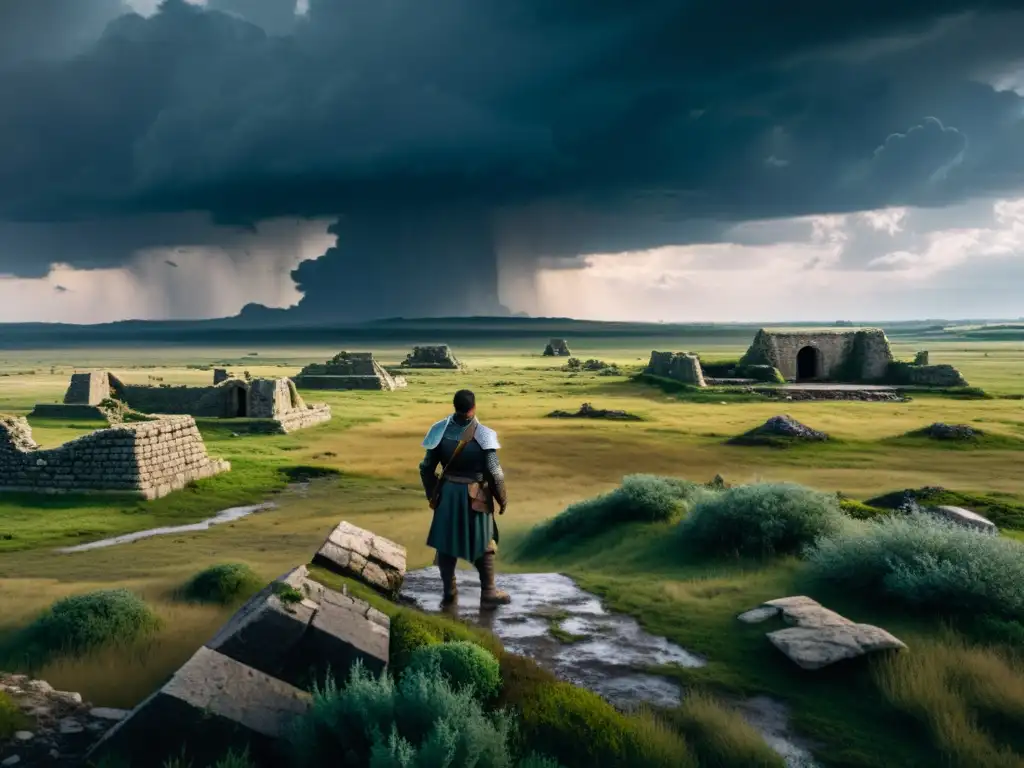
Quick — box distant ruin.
[293,352,407,391]
[0,415,229,499]
[46,371,331,433]
[543,338,572,357]
[400,345,463,369]
[741,328,893,382]
[644,351,707,387]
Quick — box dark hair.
[453,389,475,414]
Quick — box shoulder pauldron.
[474,423,500,450]
[422,416,451,449]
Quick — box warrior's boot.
[475,550,511,608]
[437,554,459,605]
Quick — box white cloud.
[534,196,1024,322]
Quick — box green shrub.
[389,610,502,676]
[522,475,700,552]
[178,563,264,605]
[407,641,502,701]
[664,691,784,767]
[498,655,693,768]
[287,662,516,767]
[838,496,891,520]
[515,755,564,768]
[8,588,159,667]
[0,689,28,740]
[735,364,785,384]
[679,482,844,558]
[805,512,1024,623]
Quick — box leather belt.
[446,475,483,484]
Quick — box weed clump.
[287,662,521,767]
[407,641,502,701]
[679,482,843,558]
[806,512,1024,624]
[7,588,159,667]
[522,475,700,553]
[178,563,263,605]
[663,691,784,767]
[0,689,28,740]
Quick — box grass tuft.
[663,691,785,767]
[177,563,264,606]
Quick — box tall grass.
[520,474,701,554]
[678,482,844,558]
[663,691,785,768]
[874,635,1024,767]
[805,513,1024,623]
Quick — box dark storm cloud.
[0,0,127,68]
[0,0,1023,319]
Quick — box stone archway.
[796,346,820,381]
[234,386,248,417]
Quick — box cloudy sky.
[0,0,1022,323]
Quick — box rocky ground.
[0,672,128,767]
[729,415,829,446]
[546,402,642,420]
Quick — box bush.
[8,588,160,666]
[498,655,693,768]
[287,662,517,767]
[178,563,264,605]
[663,692,784,767]
[838,496,890,521]
[735,364,785,384]
[407,641,502,701]
[523,475,700,551]
[806,512,1024,623]
[679,482,844,558]
[389,610,502,676]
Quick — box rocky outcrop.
[728,415,828,446]
[400,345,463,369]
[313,521,407,598]
[543,338,571,357]
[915,423,980,441]
[738,596,906,670]
[0,416,229,500]
[926,505,997,534]
[546,403,642,421]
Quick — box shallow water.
[55,502,277,553]
[401,567,819,767]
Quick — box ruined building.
[644,351,707,387]
[293,352,407,391]
[740,329,893,382]
[0,415,229,500]
[53,371,331,433]
[401,345,463,369]
[543,338,572,357]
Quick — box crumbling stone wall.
[914,351,930,365]
[0,416,229,499]
[294,352,406,390]
[887,362,969,387]
[645,351,706,387]
[400,345,463,369]
[543,338,571,357]
[117,381,245,416]
[740,328,893,381]
[213,368,230,385]
[63,372,111,405]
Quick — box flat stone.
[2,756,22,767]
[58,719,83,735]
[926,505,997,534]
[89,707,130,721]
[312,521,406,596]
[14,730,34,741]
[743,596,907,670]
[86,647,310,768]
[24,680,53,694]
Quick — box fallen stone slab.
[737,595,906,670]
[925,505,997,534]
[86,646,310,767]
[206,564,390,689]
[313,521,407,597]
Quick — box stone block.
[313,521,407,596]
[87,646,310,767]
[926,505,997,534]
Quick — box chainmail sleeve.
[419,449,440,499]
[484,450,507,510]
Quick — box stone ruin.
[87,521,406,767]
[914,351,930,365]
[728,415,829,446]
[542,338,572,357]
[546,402,642,421]
[0,415,229,500]
[400,344,463,369]
[293,352,407,391]
[213,368,231,385]
[644,351,706,387]
[43,371,331,434]
[740,328,893,382]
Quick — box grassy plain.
[1,329,1024,766]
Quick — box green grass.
[0,689,29,740]
[2,335,1024,767]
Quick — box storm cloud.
[0,0,1023,321]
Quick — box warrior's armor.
[419,414,510,606]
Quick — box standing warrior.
[419,389,510,608]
